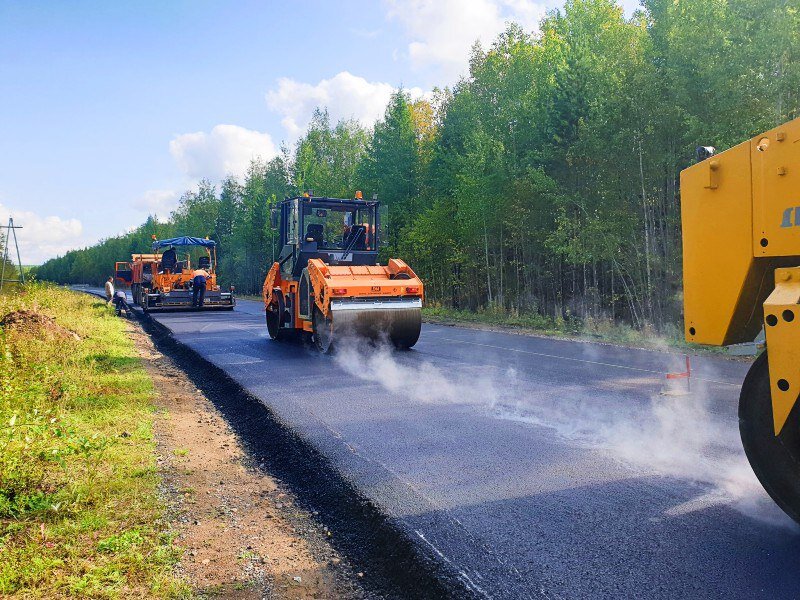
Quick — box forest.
[34,0,800,334]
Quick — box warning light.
[355,190,363,199]
[332,288,348,295]
[151,234,157,240]
[405,287,420,294]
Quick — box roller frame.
[762,267,800,434]
[263,194,424,350]
[681,116,800,521]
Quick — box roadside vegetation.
[34,0,799,340]
[0,283,187,597]
[422,304,707,351]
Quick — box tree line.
[35,0,800,333]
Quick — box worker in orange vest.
[192,267,210,308]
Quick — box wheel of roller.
[388,272,420,349]
[739,350,800,524]
[313,306,334,353]
[389,311,421,350]
[266,290,287,341]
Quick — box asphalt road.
[94,291,800,598]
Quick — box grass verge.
[0,283,188,598]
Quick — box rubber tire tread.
[313,306,334,354]
[266,290,287,341]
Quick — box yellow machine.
[682,116,800,522]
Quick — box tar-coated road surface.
[101,292,800,598]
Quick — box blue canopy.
[152,236,216,251]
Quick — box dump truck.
[116,236,235,311]
[262,192,423,352]
[115,254,159,305]
[682,116,800,522]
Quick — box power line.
[0,218,25,291]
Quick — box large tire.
[313,306,334,353]
[739,351,800,524]
[266,290,287,341]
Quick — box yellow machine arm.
[682,117,800,435]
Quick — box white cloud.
[169,124,278,181]
[386,0,547,82]
[0,204,84,265]
[132,189,180,218]
[266,71,427,140]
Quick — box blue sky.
[0,0,639,263]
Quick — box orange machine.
[116,236,234,311]
[116,254,159,304]
[262,193,423,352]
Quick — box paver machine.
[118,236,235,311]
[682,115,800,522]
[262,192,424,352]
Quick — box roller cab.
[263,193,423,352]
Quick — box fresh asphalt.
[87,290,800,598]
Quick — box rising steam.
[333,335,793,528]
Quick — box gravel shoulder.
[128,323,367,598]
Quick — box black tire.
[266,290,287,340]
[131,283,140,305]
[739,350,800,524]
[313,306,334,353]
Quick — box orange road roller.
[262,192,423,352]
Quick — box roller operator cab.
[262,193,424,352]
[681,116,800,523]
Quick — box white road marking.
[206,352,264,365]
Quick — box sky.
[0,0,640,264]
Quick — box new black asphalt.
[97,291,800,598]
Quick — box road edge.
[136,309,477,599]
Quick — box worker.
[112,290,131,317]
[192,266,210,308]
[105,276,114,304]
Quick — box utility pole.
[0,217,25,292]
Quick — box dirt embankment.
[0,309,81,340]
[128,323,367,598]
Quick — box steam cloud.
[333,336,793,528]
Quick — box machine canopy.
[152,236,216,251]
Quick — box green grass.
[0,282,190,598]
